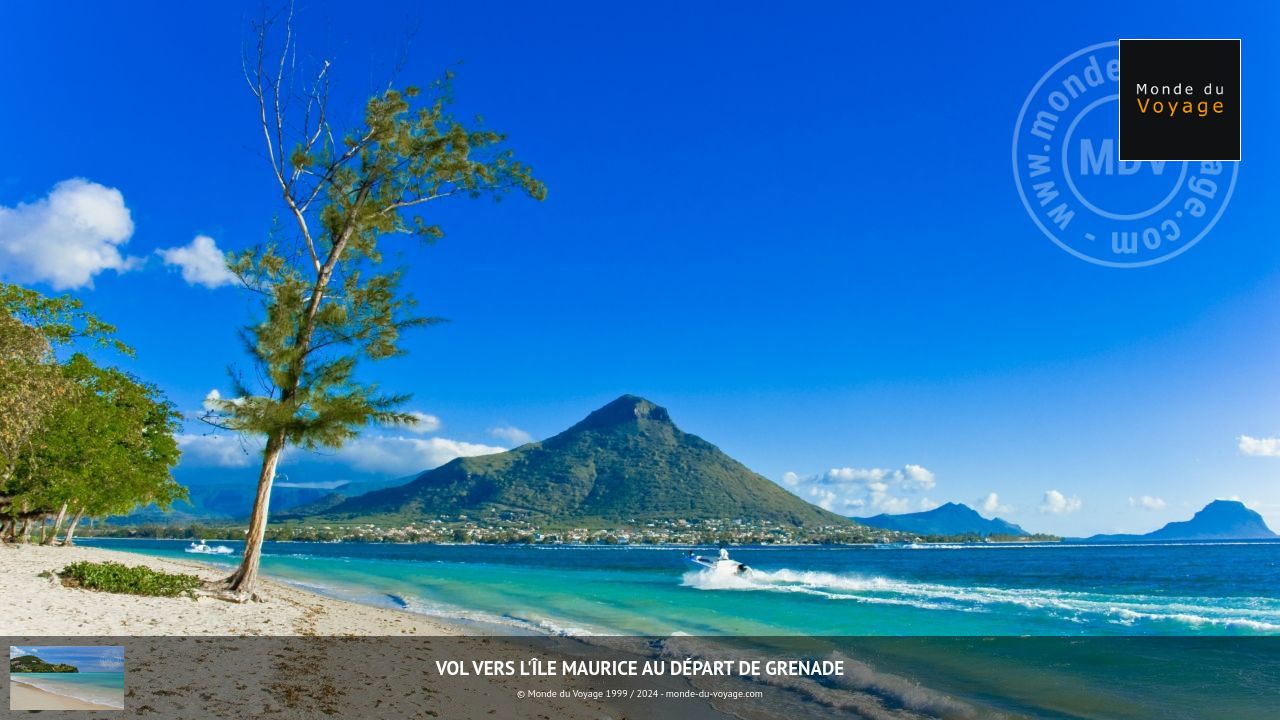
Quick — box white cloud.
[275,480,346,490]
[978,492,1011,515]
[323,435,506,475]
[202,389,224,412]
[201,389,246,413]
[10,646,34,659]
[177,429,505,477]
[1128,495,1167,511]
[1040,490,1082,514]
[157,235,235,288]
[488,425,534,445]
[782,464,938,515]
[901,464,936,490]
[176,433,263,468]
[403,411,442,434]
[1239,435,1280,457]
[0,178,138,289]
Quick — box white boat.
[185,540,234,555]
[684,548,752,576]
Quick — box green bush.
[58,561,201,598]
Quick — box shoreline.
[0,543,468,636]
[78,534,1070,547]
[83,534,1280,548]
[0,543,723,718]
[9,678,121,711]
[7,541,1272,718]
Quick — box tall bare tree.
[204,8,544,597]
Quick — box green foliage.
[0,282,132,355]
[0,312,68,476]
[316,395,851,528]
[9,355,185,520]
[11,655,78,673]
[58,561,200,598]
[209,16,545,589]
[209,75,544,454]
[0,284,183,535]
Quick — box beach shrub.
[58,561,200,598]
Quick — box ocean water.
[81,539,1280,636]
[72,539,1280,717]
[10,672,125,709]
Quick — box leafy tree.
[0,313,63,494]
[0,283,131,355]
[0,281,131,491]
[7,355,184,544]
[203,12,544,597]
[39,356,184,543]
[0,284,181,544]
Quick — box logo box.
[1119,39,1240,161]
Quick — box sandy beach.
[0,543,462,636]
[9,679,120,710]
[0,543,703,718]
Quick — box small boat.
[684,548,752,576]
[185,540,234,555]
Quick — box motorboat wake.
[684,548,752,577]
[185,540,234,555]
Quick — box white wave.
[681,567,1280,633]
[394,595,604,637]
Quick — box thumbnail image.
[9,646,125,711]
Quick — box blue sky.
[2,1,1278,535]
[9,646,124,673]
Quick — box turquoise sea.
[10,672,125,709]
[77,538,1280,718]
[82,538,1280,636]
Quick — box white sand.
[9,680,120,710]
[0,543,630,718]
[0,542,717,718]
[0,542,461,636]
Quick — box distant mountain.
[1086,500,1277,542]
[856,502,1029,537]
[117,475,413,523]
[10,655,77,673]
[297,395,850,528]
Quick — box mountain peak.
[1086,499,1276,542]
[570,394,672,431]
[857,502,1028,537]
[314,394,847,527]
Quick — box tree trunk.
[217,185,350,600]
[43,503,68,546]
[63,508,86,546]
[224,430,287,597]
[19,517,32,543]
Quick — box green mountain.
[302,395,850,528]
[10,655,78,673]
